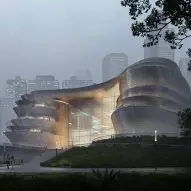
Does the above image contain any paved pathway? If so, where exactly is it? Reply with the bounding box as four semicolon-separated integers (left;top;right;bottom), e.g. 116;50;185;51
0;166;190;174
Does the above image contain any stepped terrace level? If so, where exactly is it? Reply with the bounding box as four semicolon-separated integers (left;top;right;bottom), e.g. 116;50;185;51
5;58;191;148
6;77;120;148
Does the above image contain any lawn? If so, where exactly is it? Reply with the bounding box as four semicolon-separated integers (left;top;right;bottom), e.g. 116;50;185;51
41;144;191;168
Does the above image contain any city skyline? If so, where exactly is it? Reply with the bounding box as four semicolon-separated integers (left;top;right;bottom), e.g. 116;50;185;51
4;72;95;98
3;56;191;99
0;0;190;97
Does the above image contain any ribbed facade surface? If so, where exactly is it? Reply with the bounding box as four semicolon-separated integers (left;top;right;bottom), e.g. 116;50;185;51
6;100;58;148
112;58;191;135
5;58;191;148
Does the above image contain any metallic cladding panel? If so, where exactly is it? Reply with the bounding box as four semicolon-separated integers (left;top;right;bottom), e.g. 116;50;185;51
113;58;191;135
112;106;180;135
4;131;56;148
14;106;57;119
121;96;184;112
119;85;190;105
121;65;190;98
11;118;55;129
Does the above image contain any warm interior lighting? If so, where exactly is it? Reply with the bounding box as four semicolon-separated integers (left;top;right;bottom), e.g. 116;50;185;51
29;129;41;133
55;99;69;105
35;103;46;107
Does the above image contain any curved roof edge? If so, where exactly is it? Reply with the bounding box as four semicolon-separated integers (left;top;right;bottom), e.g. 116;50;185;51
31;76;119;95
29;57;183;96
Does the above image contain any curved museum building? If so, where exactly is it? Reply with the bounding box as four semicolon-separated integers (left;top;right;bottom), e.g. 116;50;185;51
5;58;191;148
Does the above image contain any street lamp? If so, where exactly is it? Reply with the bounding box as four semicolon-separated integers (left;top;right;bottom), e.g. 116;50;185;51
154;130;158;142
3;144;6;162
154;130;158;172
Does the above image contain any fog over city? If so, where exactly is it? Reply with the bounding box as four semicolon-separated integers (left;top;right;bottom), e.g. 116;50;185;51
0;0;190;96
1;0;191;178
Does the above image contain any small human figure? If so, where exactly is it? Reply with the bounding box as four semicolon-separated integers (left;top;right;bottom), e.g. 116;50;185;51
6;154;10;170
55;148;58;156
10;155;15;169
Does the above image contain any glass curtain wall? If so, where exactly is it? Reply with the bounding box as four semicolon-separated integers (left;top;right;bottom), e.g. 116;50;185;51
67;94;119;146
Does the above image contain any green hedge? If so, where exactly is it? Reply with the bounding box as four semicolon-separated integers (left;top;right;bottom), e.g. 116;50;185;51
94;135;191;145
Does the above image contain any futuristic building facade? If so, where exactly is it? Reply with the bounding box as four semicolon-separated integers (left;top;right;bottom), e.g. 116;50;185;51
5;58;191;148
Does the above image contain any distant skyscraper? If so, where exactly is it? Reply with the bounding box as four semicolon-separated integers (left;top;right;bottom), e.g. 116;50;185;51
102;53;128;82
144;25;174;61
62;76;77;89
62;76;93;89
75;69;92;81
6;75;60;96
179;58;191;88
27;80;37;93
6;76;27;99
35;75;60;90
0;98;16;142
179;58;189;78
62;69;94;89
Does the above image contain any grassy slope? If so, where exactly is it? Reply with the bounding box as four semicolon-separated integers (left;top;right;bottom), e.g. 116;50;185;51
41;145;191;168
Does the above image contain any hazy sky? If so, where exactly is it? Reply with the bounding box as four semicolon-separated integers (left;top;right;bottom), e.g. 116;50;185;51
0;0;190;96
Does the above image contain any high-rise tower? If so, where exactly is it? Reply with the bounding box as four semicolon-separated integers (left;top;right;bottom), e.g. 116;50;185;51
102;53;128;82
144;26;174;61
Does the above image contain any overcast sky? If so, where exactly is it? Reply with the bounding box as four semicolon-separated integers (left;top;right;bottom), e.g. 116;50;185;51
0;0;190;96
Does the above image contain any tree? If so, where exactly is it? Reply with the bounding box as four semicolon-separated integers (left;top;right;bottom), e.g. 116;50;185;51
178;108;191;136
121;0;191;69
